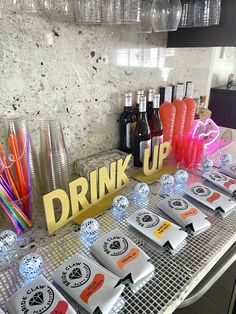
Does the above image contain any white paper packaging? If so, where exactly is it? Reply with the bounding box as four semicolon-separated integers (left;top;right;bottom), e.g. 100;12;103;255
91;229;155;285
6;275;76;314
202;170;236;196
185;182;236;215
127;209;187;252
157;195;211;235
220;162;236;179
53;253;124;314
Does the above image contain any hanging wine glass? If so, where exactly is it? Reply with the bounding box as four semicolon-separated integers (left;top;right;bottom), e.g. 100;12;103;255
151;0;182;32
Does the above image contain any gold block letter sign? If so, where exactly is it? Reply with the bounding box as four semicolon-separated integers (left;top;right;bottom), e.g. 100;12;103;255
43;154;131;234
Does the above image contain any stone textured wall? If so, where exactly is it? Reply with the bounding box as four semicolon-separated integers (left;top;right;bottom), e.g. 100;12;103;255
0;14;213;165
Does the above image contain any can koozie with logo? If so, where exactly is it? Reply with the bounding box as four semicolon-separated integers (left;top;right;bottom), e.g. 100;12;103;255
6;275;76;314
220;162;236;179
203;170;236;196
185;182;236;215
91;229;155;285
52;253;124;314
157;195;211;235
127;209;187;252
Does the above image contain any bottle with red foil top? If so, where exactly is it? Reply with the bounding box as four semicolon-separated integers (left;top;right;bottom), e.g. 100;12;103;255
172;83;187;150
159;86;176;143
183;81;197;136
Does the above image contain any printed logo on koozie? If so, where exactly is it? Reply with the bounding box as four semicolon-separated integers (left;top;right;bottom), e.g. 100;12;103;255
20;285;54;314
209;172;227;182
191;185;211;197
61;262;91;288
167;198;188;210
230;165;236;173
103;236;128;256
136;211;160;228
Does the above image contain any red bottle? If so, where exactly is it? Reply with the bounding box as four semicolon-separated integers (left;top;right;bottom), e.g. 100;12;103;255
183;81;197;136
160;86;176;143
172;83;187;151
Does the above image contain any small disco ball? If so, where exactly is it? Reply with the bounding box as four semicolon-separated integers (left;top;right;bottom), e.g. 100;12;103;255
220;153;232;167
19;253;44;279
112;195;129;211
200;158;213;173
160;174;175;189
80;218;100;239
0;230;17;252
174;170;189;184
134;182;150;199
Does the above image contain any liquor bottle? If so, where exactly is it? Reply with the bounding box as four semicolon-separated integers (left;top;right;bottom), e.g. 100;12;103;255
172;83;187;147
119;92;137;154
159;86;176;143
150;94;163;155
147;88;155;122
183;81;197;136
133;96;151;167
135;90;145;118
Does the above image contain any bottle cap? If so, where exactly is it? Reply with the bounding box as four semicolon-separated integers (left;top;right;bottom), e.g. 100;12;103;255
125;91;132;97
148;88;155;102
175;83;184;100
125;95;132;107
139;96;147;112
137;90;145;104
164;86;172;102
186;81;194;98
153;94;160;109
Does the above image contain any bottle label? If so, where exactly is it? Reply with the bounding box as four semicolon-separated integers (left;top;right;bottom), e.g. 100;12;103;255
126;122;136;149
152;135;163;154
139;139;151;162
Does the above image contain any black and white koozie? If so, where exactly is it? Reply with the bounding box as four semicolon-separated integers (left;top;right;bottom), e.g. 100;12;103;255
220;162;236;179
127;209;187;252
91;228;155;284
53;253;124;314
157;195;211;234
203;170;236;196
185;182;236;215
6;275;76;314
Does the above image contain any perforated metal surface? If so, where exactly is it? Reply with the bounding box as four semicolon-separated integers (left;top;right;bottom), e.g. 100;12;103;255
0;142;236;314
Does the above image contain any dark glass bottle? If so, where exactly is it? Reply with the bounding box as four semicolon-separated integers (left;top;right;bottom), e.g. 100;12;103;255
150;94;163;155
133;96;151;167
119;92;137;154
147;88;155;123
135;90;144;119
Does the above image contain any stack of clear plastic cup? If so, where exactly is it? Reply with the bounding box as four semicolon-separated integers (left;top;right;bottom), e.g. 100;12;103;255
101;0;124;24
40;119;70;194
37;0;74;22
194;0;221;27
139;0;153;33
5;116;41;206
123;0;142;24
75;0;102;24
179;0;194;28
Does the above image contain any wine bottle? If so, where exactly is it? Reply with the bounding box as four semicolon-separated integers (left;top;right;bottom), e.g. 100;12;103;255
159;86;176;143
135;90;145;118
147;88;155;122
150;94;163;155
133;96;151;168
172;83;187;146
119;92;137;154
183;81;197;136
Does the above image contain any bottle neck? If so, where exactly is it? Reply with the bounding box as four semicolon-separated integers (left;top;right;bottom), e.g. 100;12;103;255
124;106;132;112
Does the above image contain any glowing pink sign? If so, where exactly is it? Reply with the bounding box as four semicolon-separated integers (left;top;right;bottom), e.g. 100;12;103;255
192;118;220;147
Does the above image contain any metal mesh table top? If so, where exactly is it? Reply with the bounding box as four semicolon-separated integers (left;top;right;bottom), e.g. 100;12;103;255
0;141;236;314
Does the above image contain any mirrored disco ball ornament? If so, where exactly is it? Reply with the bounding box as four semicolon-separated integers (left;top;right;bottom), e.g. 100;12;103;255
112;195;129;221
19;253;44;279
174;170;189;184
80;218;100;245
200;158;213;173
0;230;17;252
160;174;175;197
134;182;150;199
220;153;232;167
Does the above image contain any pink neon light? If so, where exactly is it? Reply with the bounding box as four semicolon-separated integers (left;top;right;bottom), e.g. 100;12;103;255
192;118;220;147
